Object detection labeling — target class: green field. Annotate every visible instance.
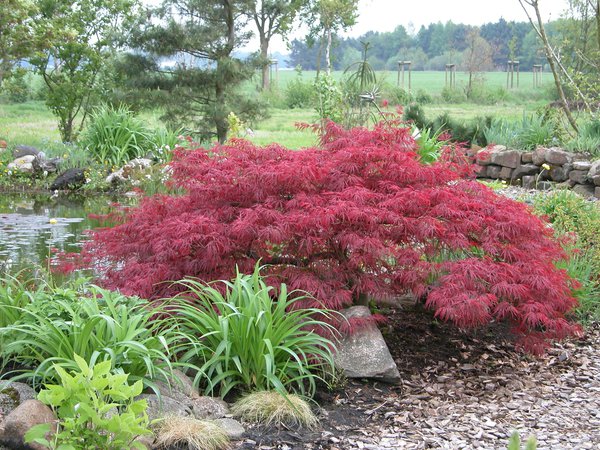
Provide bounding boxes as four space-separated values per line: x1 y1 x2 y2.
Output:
0 70 557 151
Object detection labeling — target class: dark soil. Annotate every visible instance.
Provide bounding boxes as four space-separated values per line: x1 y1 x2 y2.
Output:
235 305 520 449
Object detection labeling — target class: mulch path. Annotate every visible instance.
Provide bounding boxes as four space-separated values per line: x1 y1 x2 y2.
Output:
235 306 600 450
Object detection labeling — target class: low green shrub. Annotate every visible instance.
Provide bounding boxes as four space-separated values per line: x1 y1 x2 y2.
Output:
164 265 339 398
285 72 314 109
25 354 152 450
440 86 467 103
533 190 600 321
565 119 600 158
0 279 175 388
484 113 555 150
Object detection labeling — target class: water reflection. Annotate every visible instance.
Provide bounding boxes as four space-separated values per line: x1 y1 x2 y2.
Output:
0 193 130 272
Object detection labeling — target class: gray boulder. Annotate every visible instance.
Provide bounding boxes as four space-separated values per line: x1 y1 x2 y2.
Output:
573 160 592 171
135 394 192 422
32 155 61 175
486 165 502 179
573 184 595 198
589 160 600 186
531 147 547 165
549 164 572 182
214 418 245 439
334 306 401 383
569 170 589 185
0 382 37 416
512 164 539 180
191 397 229 420
490 148 521 169
50 168 86 191
13 145 41 159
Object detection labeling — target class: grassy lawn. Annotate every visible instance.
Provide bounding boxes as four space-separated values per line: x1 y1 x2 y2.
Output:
0 70 556 151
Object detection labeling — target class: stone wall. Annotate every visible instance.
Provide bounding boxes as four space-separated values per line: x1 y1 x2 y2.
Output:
473 145 600 199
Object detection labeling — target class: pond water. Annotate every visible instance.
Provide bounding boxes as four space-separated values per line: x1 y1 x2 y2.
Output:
0 193 130 273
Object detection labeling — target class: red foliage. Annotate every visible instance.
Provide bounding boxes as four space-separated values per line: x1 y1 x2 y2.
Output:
80 120 580 352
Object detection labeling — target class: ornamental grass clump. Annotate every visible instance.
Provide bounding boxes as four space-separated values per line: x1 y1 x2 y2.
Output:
79 116 580 353
231 390 317 428
153 416 229 450
163 266 338 398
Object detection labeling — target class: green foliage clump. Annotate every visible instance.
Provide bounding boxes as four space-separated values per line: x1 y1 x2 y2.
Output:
80 105 178 167
484 113 555 150
313 74 344 124
285 72 314 109
0 278 175 388
0 69 31 103
25 354 151 450
533 190 600 322
440 86 467 103
165 265 338 398
565 119 600 158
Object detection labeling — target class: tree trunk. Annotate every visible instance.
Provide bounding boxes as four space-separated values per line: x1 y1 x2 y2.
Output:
325 27 332 74
259 33 270 91
596 0 600 51
521 0 579 132
215 58 228 144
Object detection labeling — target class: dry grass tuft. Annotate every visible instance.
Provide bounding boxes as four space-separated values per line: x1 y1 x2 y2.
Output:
153 415 230 450
231 390 318 428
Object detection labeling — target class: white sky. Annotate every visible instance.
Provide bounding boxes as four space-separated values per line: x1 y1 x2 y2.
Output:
265 0 570 53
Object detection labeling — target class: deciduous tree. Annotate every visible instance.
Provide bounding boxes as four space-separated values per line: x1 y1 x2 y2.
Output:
0 0 36 86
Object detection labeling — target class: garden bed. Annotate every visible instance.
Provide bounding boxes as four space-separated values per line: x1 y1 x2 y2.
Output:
236 306 599 449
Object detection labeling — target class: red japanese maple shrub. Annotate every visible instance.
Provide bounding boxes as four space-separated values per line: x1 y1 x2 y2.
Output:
81 120 579 352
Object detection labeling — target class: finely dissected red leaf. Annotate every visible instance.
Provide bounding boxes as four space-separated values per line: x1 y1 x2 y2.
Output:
77 119 579 353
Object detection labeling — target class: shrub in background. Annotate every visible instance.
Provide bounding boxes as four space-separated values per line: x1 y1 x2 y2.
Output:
565 118 600 158
164 266 338 398
25 354 151 450
285 70 314 109
79 117 580 353
0 69 31 103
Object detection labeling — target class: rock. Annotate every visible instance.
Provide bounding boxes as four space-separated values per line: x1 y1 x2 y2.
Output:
13 145 41 159
473 165 487 178
0 400 57 450
596 187 600 199
334 306 401 383
532 147 547 165
153 369 199 403
512 164 538 180
589 160 600 186
214 418 245 439
475 148 494 166
106 158 153 184
549 164 572 182
573 161 592 171
7 155 35 174
32 155 61 175
521 152 533 163
490 148 521 169
50 168 86 191
486 165 501 179
135 394 192 422
499 166 513 179
191 397 229 420
545 147 574 166
572 184 596 198
537 181 554 190
569 170 589 185
0 382 37 417
0 140 7 149
522 175 536 190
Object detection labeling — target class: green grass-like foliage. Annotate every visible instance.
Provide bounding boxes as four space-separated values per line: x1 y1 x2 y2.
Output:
25 354 151 450
533 190 600 322
80 105 154 167
0 278 175 389
165 265 338 398
565 119 600 158
231 390 317 428
484 113 554 150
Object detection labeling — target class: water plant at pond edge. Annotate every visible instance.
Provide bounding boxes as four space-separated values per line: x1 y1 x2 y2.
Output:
162 265 338 398
74 117 581 353
25 354 152 450
0 277 176 389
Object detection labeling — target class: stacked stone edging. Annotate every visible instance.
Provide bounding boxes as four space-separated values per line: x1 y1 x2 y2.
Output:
474 145 600 199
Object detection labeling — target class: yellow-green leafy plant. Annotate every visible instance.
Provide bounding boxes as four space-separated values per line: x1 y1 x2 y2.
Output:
25 354 152 450
507 431 537 450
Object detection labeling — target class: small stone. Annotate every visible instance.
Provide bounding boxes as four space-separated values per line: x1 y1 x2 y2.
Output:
521 152 533 163
573 161 592 171
522 175 536 190
532 147 547 165
572 184 595 198
213 418 245 439
569 170 589 184
490 149 521 169
512 164 538 180
545 148 574 166
549 164 572 182
499 166 513 179
486 165 502 179
7 155 35 174
135 394 192 422
13 145 41 159
595 187 600 199
191 396 229 420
